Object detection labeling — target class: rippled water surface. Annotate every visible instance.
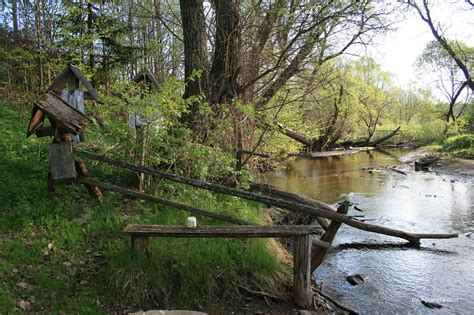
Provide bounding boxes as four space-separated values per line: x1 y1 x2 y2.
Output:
263 149 474 314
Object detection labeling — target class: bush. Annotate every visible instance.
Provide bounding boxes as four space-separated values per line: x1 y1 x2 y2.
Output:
442 134 474 151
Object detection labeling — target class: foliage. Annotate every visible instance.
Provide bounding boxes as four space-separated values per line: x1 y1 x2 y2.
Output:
440 134 474 157
0 99 287 312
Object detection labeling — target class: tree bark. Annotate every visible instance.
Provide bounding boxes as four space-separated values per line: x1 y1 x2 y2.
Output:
179 0 209 121
12 0 19 34
209 0 241 105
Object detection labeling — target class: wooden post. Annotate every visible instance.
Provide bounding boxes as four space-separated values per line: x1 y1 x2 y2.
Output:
131 235 150 255
310 201 350 272
136 127 147 193
47 171 55 192
74 160 103 202
293 235 312 309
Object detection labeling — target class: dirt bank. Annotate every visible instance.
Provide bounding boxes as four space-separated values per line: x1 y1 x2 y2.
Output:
431 158 474 180
400 148 473 181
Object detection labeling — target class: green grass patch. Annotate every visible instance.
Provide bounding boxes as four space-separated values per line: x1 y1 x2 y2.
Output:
0 99 288 313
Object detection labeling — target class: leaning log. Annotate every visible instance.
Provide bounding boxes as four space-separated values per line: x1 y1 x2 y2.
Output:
77 177 250 225
367 126 401 146
250 183 332 231
276 123 313 147
311 201 350 272
74 150 458 245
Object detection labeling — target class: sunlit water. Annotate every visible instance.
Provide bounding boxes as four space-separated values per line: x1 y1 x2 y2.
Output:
262 149 474 314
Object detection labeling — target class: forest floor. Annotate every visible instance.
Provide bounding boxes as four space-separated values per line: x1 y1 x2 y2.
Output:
0 100 344 313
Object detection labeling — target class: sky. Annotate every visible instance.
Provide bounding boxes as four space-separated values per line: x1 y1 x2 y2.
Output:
363 1 473 97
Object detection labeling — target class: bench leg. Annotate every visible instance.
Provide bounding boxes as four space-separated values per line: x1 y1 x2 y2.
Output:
293 235 312 308
131 235 150 256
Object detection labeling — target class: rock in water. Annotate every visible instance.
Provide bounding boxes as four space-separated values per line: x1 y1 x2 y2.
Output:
421 300 443 309
346 274 365 286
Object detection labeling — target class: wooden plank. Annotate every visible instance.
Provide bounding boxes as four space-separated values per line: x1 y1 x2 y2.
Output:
48 142 76 180
293 235 312 308
311 201 350 272
26 106 45 137
34 92 91 135
307 150 358 158
123 224 322 237
68 64 102 103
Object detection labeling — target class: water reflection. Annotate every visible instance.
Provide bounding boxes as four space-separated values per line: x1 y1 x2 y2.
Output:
263 149 474 313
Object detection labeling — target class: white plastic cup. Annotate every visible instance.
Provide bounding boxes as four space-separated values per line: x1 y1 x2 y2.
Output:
186 216 197 228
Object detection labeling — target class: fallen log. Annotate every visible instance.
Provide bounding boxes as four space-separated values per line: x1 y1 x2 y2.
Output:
77 177 250 226
74 150 458 245
343 127 401 147
367 126 401 146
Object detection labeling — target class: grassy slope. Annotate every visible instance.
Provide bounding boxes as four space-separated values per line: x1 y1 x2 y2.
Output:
0 101 289 313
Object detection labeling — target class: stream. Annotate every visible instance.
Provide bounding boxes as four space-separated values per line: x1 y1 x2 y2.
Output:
263 149 473 314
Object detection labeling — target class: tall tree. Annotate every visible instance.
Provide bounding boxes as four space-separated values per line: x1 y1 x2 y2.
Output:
179 0 209 121
405 0 474 91
417 40 473 122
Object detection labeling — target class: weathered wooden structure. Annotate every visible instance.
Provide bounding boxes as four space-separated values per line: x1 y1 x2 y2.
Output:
49 63 102 103
123 224 317 308
26 65 102 199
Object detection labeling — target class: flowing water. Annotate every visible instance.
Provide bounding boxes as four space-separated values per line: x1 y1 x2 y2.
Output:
262 149 473 314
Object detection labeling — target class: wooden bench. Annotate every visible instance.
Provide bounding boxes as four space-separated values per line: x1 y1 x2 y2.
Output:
123 224 328 308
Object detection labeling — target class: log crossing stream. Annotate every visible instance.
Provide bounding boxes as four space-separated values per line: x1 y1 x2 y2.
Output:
263 149 473 313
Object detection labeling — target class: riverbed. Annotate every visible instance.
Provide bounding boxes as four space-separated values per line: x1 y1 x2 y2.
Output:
263 149 474 314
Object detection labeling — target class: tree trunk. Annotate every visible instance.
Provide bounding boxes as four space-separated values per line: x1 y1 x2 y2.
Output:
87 1 94 70
12 0 19 34
209 0 241 105
179 0 209 121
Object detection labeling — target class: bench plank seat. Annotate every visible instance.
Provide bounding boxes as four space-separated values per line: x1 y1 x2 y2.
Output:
123 224 321 237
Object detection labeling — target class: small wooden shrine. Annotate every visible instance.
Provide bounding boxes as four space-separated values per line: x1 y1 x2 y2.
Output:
26 64 103 200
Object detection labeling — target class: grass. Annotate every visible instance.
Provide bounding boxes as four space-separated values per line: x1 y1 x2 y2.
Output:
0 100 289 313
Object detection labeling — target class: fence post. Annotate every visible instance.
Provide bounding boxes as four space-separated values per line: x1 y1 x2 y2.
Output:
131 235 150 256
293 235 312 308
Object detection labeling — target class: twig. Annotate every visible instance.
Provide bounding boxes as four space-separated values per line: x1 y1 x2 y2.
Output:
313 287 358 314
238 285 279 300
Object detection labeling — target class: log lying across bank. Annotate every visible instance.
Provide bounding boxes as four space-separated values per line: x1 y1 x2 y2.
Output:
74 150 458 245
343 126 401 147
276 123 401 150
